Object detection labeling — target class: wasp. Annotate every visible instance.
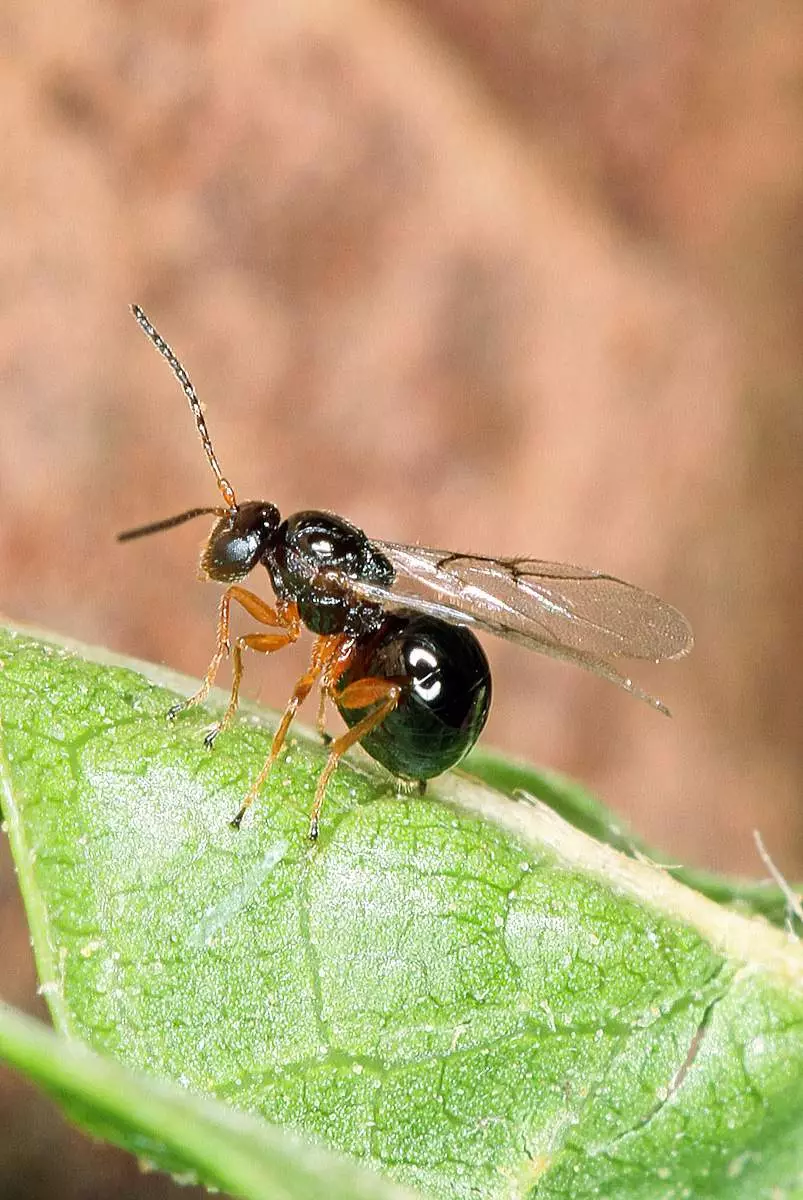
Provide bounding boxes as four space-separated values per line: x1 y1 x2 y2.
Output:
119 306 693 839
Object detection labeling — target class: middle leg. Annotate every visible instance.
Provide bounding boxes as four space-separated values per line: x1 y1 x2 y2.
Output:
230 634 349 829
315 639 357 744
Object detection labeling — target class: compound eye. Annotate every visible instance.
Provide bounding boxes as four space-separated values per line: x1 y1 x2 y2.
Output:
202 503 278 582
203 519 260 581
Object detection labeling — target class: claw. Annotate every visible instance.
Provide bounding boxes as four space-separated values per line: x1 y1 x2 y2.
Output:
204 725 221 749
167 701 185 722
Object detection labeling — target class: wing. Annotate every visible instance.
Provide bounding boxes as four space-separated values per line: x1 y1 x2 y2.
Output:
348 543 693 715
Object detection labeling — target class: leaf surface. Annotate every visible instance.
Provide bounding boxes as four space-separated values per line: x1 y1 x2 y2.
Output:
1 625 802 1199
465 748 802 927
0 1002 415 1200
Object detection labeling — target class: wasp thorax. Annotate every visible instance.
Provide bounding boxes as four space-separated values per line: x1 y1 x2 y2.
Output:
201 502 280 583
264 510 395 634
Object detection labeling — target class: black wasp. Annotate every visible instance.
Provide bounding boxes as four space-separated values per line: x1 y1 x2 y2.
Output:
120 306 693 839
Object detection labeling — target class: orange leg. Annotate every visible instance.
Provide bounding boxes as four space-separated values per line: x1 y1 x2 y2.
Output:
315 637 356 744
203 629 299 748
308 676 404 841
168 587 299 721
315 689 331 743
230 634 349 830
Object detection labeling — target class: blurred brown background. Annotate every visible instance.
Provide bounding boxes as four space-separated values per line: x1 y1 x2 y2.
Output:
1 1 803 1195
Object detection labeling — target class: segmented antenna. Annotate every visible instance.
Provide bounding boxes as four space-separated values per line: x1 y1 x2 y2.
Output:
131 305 238 510
117 506 227 543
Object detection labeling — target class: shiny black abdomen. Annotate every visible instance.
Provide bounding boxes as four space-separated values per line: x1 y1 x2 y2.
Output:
263 510 394 635
336 614 491 780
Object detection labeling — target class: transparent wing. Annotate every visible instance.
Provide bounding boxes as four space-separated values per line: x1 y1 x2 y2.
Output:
348 542 693 714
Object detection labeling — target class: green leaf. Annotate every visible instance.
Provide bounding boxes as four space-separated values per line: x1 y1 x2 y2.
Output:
0 1002 415 1200
464 748 803 927
2 623 803 1199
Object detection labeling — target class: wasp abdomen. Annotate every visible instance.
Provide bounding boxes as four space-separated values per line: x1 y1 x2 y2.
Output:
336 614 491 780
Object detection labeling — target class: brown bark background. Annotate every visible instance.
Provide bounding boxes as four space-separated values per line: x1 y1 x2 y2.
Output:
1 1 803 1195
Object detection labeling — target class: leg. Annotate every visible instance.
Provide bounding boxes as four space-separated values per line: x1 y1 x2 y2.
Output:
315 635 360 743
230 634 348 830
396 778 427 797
168 587 299 720
308 676 403 840
203 629 299 748
315 689 329 742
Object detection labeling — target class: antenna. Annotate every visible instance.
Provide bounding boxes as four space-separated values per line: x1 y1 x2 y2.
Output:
117 507 227 543
131 305 238 510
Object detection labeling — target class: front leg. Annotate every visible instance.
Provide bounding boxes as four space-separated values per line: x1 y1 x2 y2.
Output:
203 627 300 747
168 586 299 722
